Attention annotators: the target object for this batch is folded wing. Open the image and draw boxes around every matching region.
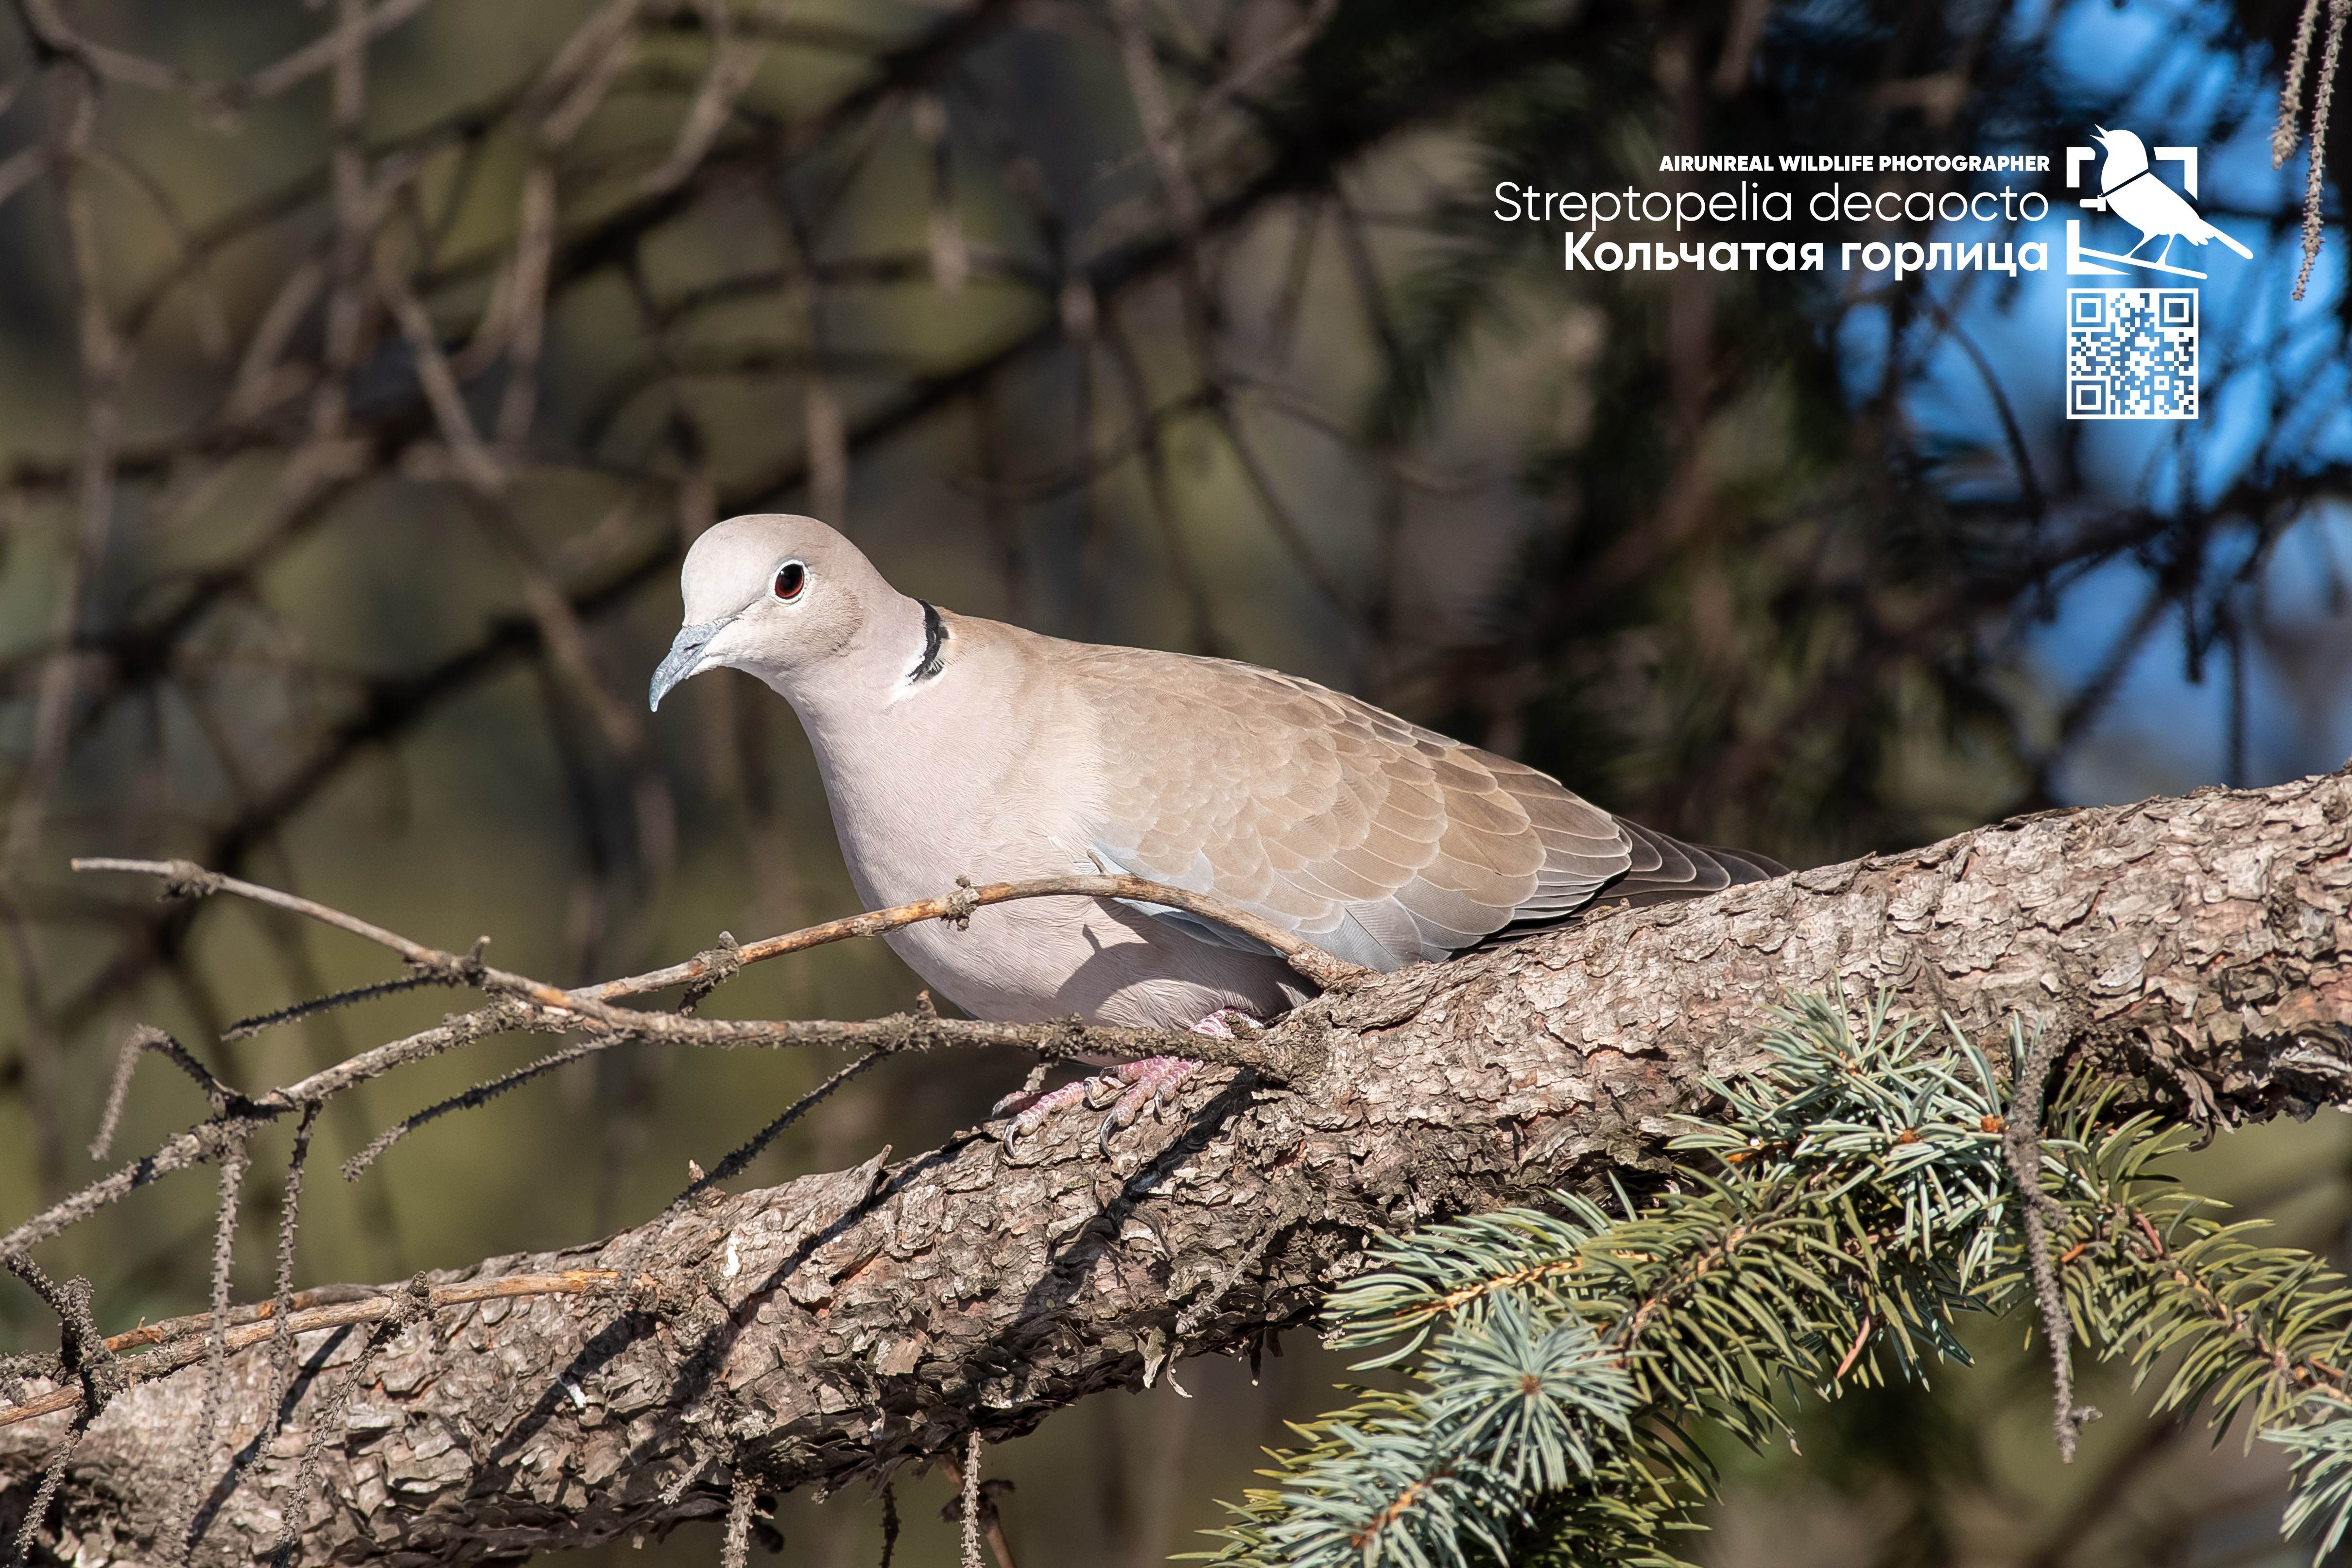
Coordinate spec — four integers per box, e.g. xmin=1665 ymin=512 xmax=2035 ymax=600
xmin=1075 ymin=648 xmax=1780 ymax=972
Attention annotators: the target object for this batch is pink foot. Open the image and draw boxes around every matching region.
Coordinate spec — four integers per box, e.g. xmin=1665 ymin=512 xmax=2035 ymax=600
xmin=1186 ymin=1008 xmax=1263 ymax=1041
xmin=994 ymin=1011 xmax=1262 ymax=1155
xmin=992 ymin=1075 xmax=1089 ymax=1138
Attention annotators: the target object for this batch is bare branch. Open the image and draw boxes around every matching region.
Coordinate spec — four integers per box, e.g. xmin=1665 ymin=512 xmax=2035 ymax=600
xmin=9 ymin=861 xmax=1340 ymax=1272
xmin=70 ymin=859 xmax=1372 ymax=992
xmin=2293 ymin=0 xmax=2349 ymax=299
xmin=241 ymin=0 xmax=436 ymax=103
xmin=89 ymin=1026 xmax=234 ymax=1162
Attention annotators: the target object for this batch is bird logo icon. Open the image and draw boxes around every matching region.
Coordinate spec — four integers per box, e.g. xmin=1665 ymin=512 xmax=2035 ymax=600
xmin=2067 ymin=127 xmax=2250 ymax=279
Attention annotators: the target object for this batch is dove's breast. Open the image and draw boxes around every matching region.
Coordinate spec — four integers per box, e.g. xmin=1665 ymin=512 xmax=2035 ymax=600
xmin=780 ymin=615 xmax=1302 ymax=1031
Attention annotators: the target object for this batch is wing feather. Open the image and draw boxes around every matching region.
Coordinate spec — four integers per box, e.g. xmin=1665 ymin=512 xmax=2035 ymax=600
xmin=1078 ymin=647 xmax=1777 ymax=970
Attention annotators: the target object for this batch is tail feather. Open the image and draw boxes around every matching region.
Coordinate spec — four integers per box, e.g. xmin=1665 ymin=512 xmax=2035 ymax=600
xmin=1461 ymin=821 xmax=1789 ymax=955
xmin=1596 ymin=821 xmax=1786 ymax=908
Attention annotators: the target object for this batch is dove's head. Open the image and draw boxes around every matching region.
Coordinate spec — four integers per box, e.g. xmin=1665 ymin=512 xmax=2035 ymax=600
xmin=649 ymin=514 xmax=918 ymax=712
xmin=2092 ymin=126 xmax=2149 ymax=172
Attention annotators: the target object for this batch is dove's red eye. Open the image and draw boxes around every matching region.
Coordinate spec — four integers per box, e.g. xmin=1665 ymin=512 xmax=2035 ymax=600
xmin=772 ymin=560 xmax=807 ymax=601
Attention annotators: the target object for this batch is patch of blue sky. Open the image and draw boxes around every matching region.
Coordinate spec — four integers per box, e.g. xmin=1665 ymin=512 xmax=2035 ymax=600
xmin=1858 ymin=0 xmax=2352 ymax=799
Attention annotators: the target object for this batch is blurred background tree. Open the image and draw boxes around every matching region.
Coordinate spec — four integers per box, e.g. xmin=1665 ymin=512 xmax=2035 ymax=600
xmin=0 ymin=0 xmax=2349 ymax=1563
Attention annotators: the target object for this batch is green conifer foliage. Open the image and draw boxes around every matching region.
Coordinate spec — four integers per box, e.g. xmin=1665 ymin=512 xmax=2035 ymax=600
xmin=1198 ymin=996 xmax=2352 ymax=1568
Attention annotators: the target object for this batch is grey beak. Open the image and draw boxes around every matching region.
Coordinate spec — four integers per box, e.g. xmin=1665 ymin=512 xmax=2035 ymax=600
xmin=649 ymin=618 xmax=729 ymax=711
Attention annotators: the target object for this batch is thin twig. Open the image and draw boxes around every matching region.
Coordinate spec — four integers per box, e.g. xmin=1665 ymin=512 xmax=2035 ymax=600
xmin=0 ymin=993 xmax=1211 ymax=1267
xmin=8 ymin=1421 xmax=87 ymax=1567
xmin=2294 ymin=0 xmax=2349 ymax=300
xmin=601 ymin=1047 xmax=889 ymax=1293
xmin=90 ymin=1025 xmax=236 ymax=1160
xmin=645 ymin=2 xmax=768 ymax=198
xmin=72 ymin=858 xmax=1371 ymax=993
xmin=343 ymin=1037 xmax=607 ymax=1178
xmin=222 ymin=974 xmax=443 ymax=1044
xmin=269 ymin=1104 xmax=322 ymax=1413
xmin=2275 ymin=0 xmax=2326 ymax=168
xmin=170 ymin=1134 xmax=252 ymax=1565
xmin=8 ymin=63 xmax=127 ymax=874
xmin=2004 ymin=1022 xmax=2098 ymax=1460
xmin=722 ymin=1471 xmax=757 ymax=1568
xmin=671 ymin=1050 xmax=883 ymax=1206
xmin=962 ymin=1429 xmax=983 ymax=1568
xmin=242 ymin=0 xmax=436 ymax=103
xmin=494 ymin=165 xmax=557 ymax=448
xmin=940 ymin=1439 xmax=1019 ymax=1568
xmin=59 ymin=899 xmax=1258 ymax=1074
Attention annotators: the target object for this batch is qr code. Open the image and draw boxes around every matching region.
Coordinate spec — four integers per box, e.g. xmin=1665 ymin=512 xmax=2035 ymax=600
xmin=2066 ymin=288 xmax=2197 ymax=420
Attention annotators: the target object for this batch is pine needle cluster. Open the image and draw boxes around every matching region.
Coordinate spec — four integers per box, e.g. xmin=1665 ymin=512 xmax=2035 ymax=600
xmin=1196 ymin=994 xmax=2352 ymax=1568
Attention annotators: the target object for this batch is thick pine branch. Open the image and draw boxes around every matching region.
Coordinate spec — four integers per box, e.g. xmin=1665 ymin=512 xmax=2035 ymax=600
xmin=6 ymin=771 xmax=2352 ymax=1564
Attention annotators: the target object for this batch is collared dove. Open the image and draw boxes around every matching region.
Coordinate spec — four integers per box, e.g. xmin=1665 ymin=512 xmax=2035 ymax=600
xmin=650 ymin=514 xmax=1783 ymax=1143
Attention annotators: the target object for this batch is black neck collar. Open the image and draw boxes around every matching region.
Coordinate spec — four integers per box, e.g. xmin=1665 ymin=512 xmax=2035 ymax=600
xmin=908 ymin=601 xmax=947 ymax=683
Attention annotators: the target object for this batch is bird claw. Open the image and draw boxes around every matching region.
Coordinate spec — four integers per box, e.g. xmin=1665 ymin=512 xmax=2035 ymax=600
xmin=998 ymin=1079 xmax=1095 ymax=1157
xmin=995 ymin=1010 xmax=1259 ymax=1158
xmin=989 ymin=1078 xmax=1046 ymax=1120
xmin=996 ymin=1059 xmax=1199 ymax=1158
xmin=1090 ymin=1057 xmax=1200 ymax=1153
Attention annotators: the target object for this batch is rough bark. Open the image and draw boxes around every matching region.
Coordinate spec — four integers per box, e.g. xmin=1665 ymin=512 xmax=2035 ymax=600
xmin=7 ymin=770 xmax=2352 ymax=1565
